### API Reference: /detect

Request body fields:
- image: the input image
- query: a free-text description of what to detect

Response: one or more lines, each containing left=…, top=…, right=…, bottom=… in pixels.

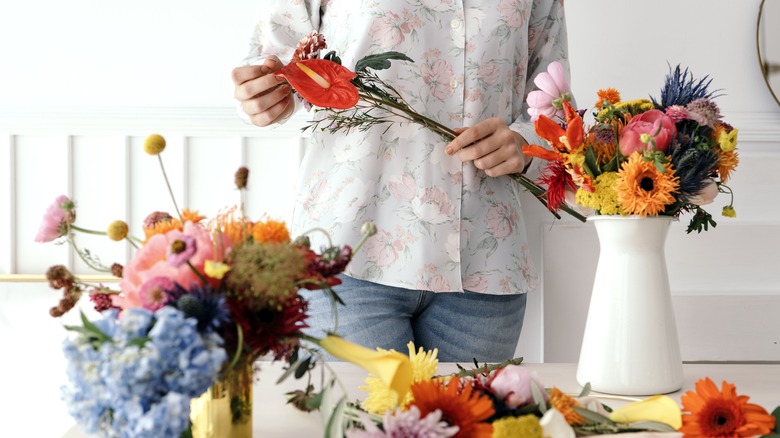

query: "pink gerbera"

left=35, top=195, right=76, bottom=242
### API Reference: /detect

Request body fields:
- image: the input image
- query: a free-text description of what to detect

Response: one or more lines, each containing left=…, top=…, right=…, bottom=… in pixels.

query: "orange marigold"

left=143, top=218, right=182, bottom=242
left=548, top=387, right=586, bottom=426
left=181, top=208, right=205, bottom=224
left=595, top=88, right=621, bottom=109
left=252, top=220, right=291, bottom=244
left=680, top=377, right=775, bottom=437
left=411, top=377, right=494, bottom=438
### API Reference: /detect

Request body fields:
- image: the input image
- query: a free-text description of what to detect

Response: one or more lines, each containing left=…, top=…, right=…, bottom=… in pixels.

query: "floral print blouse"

left=244, top=0, right=569, bottom=295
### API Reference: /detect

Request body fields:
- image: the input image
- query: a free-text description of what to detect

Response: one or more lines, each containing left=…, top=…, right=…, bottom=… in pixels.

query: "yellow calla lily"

left=608, top=395, right=682, bottom=430
left=318, top=335, right=413, bottom=402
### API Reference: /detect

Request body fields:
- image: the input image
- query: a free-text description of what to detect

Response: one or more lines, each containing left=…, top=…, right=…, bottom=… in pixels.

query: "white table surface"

left=62, top=362, right=780, bottom=437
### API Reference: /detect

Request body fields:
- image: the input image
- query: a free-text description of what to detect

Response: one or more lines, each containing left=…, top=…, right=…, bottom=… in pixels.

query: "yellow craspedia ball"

left=107, top=220, right=129, bottom=241
left=143, top=134, right=166, bottom=155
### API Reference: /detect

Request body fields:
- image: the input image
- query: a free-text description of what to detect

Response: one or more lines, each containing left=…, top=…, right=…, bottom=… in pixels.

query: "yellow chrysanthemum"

left=597, top=99, right=653, bottom=120
left=575, top=172, right=623, bottom=215
left=594, top=88, right=621, bottom=109
left=716, top=148, right=739, bottom=184
left=549, top=387, right=586, bottom=426
left=143, top=134, right=166, bottom=155
left=106, top=220, right=129, bottom=241
left=492, top=415, right=543, bottom=438
left=360, top=342, right=439, bottom=414
left=615, top=154, right=679, bottom=216
left=252, top=220, right=291, bottom=244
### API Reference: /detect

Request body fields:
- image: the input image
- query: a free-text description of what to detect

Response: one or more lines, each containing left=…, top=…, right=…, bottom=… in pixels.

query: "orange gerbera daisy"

left=680, top=377, right=775, bottom=437
left=548, top=387, right=586, bottom=426
left=411, top=377, right=494, bottom=438
left=615, top=153, right=679, bottom=216
left=716, top=148, right=739, bottom=184
left=595, top=88, right=621, bottom=109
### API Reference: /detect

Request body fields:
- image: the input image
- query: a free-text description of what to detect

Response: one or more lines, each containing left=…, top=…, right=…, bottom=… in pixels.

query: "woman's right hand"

left=231, top=56, right=294, bottom=127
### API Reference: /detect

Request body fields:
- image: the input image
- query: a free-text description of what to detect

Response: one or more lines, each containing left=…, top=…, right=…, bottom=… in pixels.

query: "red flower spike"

left=275, top=59, right=359, bottom=109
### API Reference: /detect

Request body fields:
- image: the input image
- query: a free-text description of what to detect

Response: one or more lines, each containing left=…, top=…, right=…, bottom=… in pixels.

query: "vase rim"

left=587, top=215, right=675, bottom=223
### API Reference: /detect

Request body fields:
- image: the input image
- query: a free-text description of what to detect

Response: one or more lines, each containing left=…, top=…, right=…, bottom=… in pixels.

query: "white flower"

left=539, top=408, right=575, bottom=438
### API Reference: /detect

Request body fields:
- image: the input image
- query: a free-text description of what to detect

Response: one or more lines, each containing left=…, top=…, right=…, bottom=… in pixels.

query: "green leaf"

left=277, top=357, right=307, bottom=384
left=305, top=388, right=325, bottom=411
left=584, top=146, right=600, bottom=177
left=294, top=356, right=313, bottom=379
left=530, top=382, right=547, bottom=414
left=354, top=52, right=413, bottom=72
left=628, top=421, right=678, bottom=432
left=127, top=337, right=151, bottom=348
left=572, top=406, right=617, bottom=425
left=577, top=382, right=592, bottom=398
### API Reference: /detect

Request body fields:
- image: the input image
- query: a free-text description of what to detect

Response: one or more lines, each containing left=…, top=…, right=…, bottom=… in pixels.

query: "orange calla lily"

left=275, top=59, right=359, bottom=109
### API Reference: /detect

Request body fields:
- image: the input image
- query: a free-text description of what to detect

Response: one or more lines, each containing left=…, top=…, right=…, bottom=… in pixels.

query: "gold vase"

left=191, top=360, right=254, bottom=438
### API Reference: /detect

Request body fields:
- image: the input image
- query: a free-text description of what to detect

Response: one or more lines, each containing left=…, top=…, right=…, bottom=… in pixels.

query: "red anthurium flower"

left=275, top=59, right=359, bottom=110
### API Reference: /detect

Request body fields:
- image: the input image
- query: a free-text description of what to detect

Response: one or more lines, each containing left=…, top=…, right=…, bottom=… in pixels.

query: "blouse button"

left=449, top=79, right=459, bottom=89
left=450, top=19, right=461, bottom=29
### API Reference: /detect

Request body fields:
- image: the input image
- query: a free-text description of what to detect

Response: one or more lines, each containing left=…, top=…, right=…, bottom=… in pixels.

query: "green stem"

left=228, top=323, right=244, bottom=371
left=301, top=227, right=335, bottom=248
left=157, top=154, right=183, bottom=221
left=358, top=92, right=586, bottom=223
left=70, top=225, right=107, bottom=236
left=186, top=261, right=209, bottom=285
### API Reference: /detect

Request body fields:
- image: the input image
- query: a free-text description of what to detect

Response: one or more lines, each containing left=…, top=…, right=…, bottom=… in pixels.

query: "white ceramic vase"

left=576, top=215, right=683, bottom=395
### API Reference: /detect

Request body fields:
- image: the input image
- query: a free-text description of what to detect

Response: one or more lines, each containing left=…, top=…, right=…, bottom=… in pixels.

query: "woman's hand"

left=444, top=118, right=531, bottom=177
left=231, top=56, right=294, bottom=127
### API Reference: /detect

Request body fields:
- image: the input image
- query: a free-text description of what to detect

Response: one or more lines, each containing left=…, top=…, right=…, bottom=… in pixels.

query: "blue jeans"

left=300, top=275, right=527, bottom=362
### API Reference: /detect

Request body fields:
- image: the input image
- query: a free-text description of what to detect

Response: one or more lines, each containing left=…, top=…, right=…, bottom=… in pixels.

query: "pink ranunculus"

left=113, top=222, right=226, bottom=310
left=618, top=109, right=677, bottom=156
left=527, top=61, right=570, bottom=121
left=488, top=364, right=548, bottom=409
left=35, top=195, right=76, bottom=242
left=689, top=178, right=719, bottom=206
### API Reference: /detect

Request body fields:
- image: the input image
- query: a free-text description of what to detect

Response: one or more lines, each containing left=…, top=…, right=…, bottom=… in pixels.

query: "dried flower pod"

left=235, top=166, right=249, bottom=190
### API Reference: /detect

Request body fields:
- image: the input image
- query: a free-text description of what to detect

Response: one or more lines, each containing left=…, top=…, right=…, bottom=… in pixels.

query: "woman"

left=232, top=0, right=570, bottom=362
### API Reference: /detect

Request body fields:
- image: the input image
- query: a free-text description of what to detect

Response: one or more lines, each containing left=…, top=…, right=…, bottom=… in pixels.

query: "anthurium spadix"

left=275, top=59, right=359, bottom=109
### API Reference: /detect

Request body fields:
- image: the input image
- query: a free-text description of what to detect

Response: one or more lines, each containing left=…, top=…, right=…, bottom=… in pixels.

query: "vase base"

left=576, top=365, right=683, bottom=396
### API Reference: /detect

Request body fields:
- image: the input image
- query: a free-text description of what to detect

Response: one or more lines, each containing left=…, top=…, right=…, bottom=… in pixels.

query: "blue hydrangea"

left=61, top=307, right=227, bottom=437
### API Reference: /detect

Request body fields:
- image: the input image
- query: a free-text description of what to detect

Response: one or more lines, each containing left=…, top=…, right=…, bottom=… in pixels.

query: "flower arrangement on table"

left=316, top=343, right=778, bottom=438
left=522, top=62, right=739, bottom=233
left=36, top=134, right=380, bottom=438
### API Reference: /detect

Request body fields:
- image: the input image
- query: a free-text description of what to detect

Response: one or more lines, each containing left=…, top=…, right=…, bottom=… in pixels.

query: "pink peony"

left=527, top=61, right=571, bottom=121
left=488, top=364, right=548, bottom=408
left=35, top=195, right=76, bottom=242
left=618, top=109, right=677, bottom=156
left=113, top=221, right=229, bottom=310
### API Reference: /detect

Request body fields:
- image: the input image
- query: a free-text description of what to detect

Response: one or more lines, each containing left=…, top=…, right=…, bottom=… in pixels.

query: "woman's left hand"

left=444, top=118, right=530, bottom=177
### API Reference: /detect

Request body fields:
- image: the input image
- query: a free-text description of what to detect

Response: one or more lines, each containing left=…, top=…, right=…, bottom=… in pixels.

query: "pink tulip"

left=527, top=61, right=572, bottom=121
left=35, top=195, right=76, bottom=242
left=619, top=109, right=677, bottom=156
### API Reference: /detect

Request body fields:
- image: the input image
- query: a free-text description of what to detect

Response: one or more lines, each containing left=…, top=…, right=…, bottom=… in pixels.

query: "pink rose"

left=619, top=110, right=677, bottom=156
left=488, top=365, right=548, bottom=408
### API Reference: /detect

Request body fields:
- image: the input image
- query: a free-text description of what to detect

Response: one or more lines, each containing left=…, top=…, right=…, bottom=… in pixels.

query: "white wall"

left=1, top=2, right=780, bottom=435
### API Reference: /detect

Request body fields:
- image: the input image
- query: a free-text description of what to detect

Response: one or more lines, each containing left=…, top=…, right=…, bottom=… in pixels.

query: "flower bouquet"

left=522, top=62, right=739, bottom=233
left=36, top=134, right=380, bottom=438
left=321, top=344, right=779, bottom=438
